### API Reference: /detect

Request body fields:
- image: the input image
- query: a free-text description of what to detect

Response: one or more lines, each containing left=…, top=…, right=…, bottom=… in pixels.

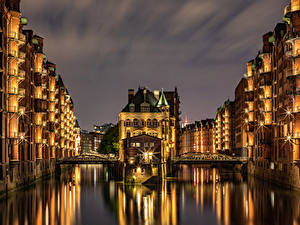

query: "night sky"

left=21, top=0, right=288, bottom=130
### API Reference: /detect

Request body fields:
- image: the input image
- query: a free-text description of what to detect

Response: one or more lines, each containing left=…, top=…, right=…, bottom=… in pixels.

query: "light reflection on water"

left=1, top=164, right=300, bottom=225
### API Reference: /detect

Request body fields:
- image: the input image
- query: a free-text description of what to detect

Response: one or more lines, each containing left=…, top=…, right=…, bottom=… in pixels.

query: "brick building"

left=179, top=119, right=216, bottom=155
left=0, top=0, right=79, bottom=192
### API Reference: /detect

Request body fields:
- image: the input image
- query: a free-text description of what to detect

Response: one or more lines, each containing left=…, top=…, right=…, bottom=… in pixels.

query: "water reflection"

left=1, top=164, right=300, bottom=225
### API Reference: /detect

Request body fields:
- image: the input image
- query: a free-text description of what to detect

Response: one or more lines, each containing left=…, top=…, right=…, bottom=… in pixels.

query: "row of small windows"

left=131, top=131, right=158, bottom=137
left=124, top=119, right=160, bottom=128
left=130, top=142, right=155, bottom=147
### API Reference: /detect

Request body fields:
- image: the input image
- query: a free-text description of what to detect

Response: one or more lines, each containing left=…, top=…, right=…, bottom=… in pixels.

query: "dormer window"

left=129, top=103, right=135, bottom=112
left=141, top=102, right=150, bottom=112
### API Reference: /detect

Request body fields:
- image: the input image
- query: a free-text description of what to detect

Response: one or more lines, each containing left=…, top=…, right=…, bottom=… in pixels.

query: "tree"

left=98, top=125, right=119, bottom=154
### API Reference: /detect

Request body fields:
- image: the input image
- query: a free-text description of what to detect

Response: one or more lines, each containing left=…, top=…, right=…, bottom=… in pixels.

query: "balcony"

left=8, top=32, right=18, bottom=41
left=264, top=107, right=272, bottom=112
left=19, top=106, right=26, bottom=115
left=8, top=50, right=18, bottom=59
left=42, top=68, right=47, bottom=76
left=245, top=87, right=254, bottom=93
left=17, top=72, right=25, bottom=82
left=259, top=67, right=271, bottom=74
left=286, top=48, right=300, bottom=58
left=8, top=87, right=18, bottom=95
left=286, top=68, right=300, bottom=79
left=19, top=88, right=25, bottom=98
left=18, top=33, right=26, bottom=45
left=8, top=106, right=18, bottom=113
left=9, top=131, right=18, bottom=139
left=18, top=51, right=26, bottom=63
left=41, top=83, right=47, bottom=89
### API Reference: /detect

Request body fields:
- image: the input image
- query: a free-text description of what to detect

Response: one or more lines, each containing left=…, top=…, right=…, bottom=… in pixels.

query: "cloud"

left=21, top=0, right=288, bottom=129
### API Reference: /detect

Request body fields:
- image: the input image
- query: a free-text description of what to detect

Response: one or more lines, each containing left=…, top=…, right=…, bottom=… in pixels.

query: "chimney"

left=128, top=89, right=134, bottom=103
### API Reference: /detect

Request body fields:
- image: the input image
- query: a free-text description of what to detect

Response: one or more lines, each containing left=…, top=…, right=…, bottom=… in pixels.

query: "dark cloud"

left=21, top=0, right=289, bottom=129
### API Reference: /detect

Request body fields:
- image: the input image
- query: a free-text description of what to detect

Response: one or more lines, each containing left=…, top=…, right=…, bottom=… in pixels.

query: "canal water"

left=1, top=164, right=300, bottom=225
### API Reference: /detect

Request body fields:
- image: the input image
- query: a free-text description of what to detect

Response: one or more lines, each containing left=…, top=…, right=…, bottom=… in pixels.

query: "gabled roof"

left=121, top=88, right=161, bottom=112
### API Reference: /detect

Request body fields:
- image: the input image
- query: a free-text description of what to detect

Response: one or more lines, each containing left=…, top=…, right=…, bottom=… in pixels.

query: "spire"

left=156, top=89, right=169, bottom=107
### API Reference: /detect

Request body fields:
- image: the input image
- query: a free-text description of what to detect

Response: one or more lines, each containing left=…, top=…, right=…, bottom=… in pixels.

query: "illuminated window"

left=133, top=119, right=138, bottom=128
left=136, top=143, right=141, bottom=147
left=153, top=119, right=158, bottom=128
left=147, top=119, right=151, bottom=128
left=131, top=143, right=136, bottom=147
left=126, top=119, right=131, bottom=127
left=150, top=142, right=154, bottom=147
left=144, top=143, right=148, bottom=147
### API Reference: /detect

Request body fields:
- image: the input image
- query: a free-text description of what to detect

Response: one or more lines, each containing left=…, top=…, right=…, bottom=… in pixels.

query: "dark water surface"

left=1, top=164, right=300, bottom=225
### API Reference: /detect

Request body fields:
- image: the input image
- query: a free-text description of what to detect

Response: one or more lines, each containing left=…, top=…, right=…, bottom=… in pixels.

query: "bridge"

left=172, top=153, right=248, bottom=165
left=57, top=152, right=118, bottom=164
left=58, top=152, right=248, bottom=165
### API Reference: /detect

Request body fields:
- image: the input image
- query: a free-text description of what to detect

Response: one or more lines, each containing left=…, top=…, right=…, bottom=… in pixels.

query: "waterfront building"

left=242, top=0, right=300, bottom=189
left=179, top=119, right=216, bottom=155
left=0, top=0, right=78, bottom=192
left=215, top=100, right=235, bottom=154
left=234, top=78, right=248, bottom=157
left=118, top=87, right=180, bottom=163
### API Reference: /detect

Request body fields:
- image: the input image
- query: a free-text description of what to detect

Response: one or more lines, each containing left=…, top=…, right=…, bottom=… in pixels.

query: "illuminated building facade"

left=245, top=0, right=300, bottom=189
left=215, top=100, right=235, bottom=154
left=118, top=87, right=180, bottom=163
left=0, top=0, right=79, bottom=192
left=179, top=119, right=216, bottom=155
left=80, top=131, right=103, bottom=153
left=234, top=78, right=248, bottom=157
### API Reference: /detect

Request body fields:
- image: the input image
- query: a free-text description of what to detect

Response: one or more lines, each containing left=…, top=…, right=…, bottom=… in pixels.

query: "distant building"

left=215, top=100, right=235, bottom=154
left=179, top=119, right=216, bottom=155
left=93, top=123, right=114, bottom=134
left=234, top=78, right=248, bottom=157
left=80, top=130, right=103, bottom=153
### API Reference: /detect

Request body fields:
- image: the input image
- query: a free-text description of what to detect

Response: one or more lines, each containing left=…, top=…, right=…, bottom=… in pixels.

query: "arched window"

left=133, top=119, right=138, bottom=128
left=153, top=119, right=158, bottom=128
left=126, top=119, right=131, bottom=127
left=147, top=119, right=151, bottom=128
left=140, top=120, right=145, bottom=128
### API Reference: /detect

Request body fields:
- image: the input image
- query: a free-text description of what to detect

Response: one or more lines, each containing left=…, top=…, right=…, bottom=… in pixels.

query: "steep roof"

left=121, top=88, right=161, bottom=112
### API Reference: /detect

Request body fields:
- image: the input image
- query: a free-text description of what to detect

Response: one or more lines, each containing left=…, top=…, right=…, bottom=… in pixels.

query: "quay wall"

left=0, top=160, right=70, bottom=198
left=248, top=161, right=300, bottom=191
